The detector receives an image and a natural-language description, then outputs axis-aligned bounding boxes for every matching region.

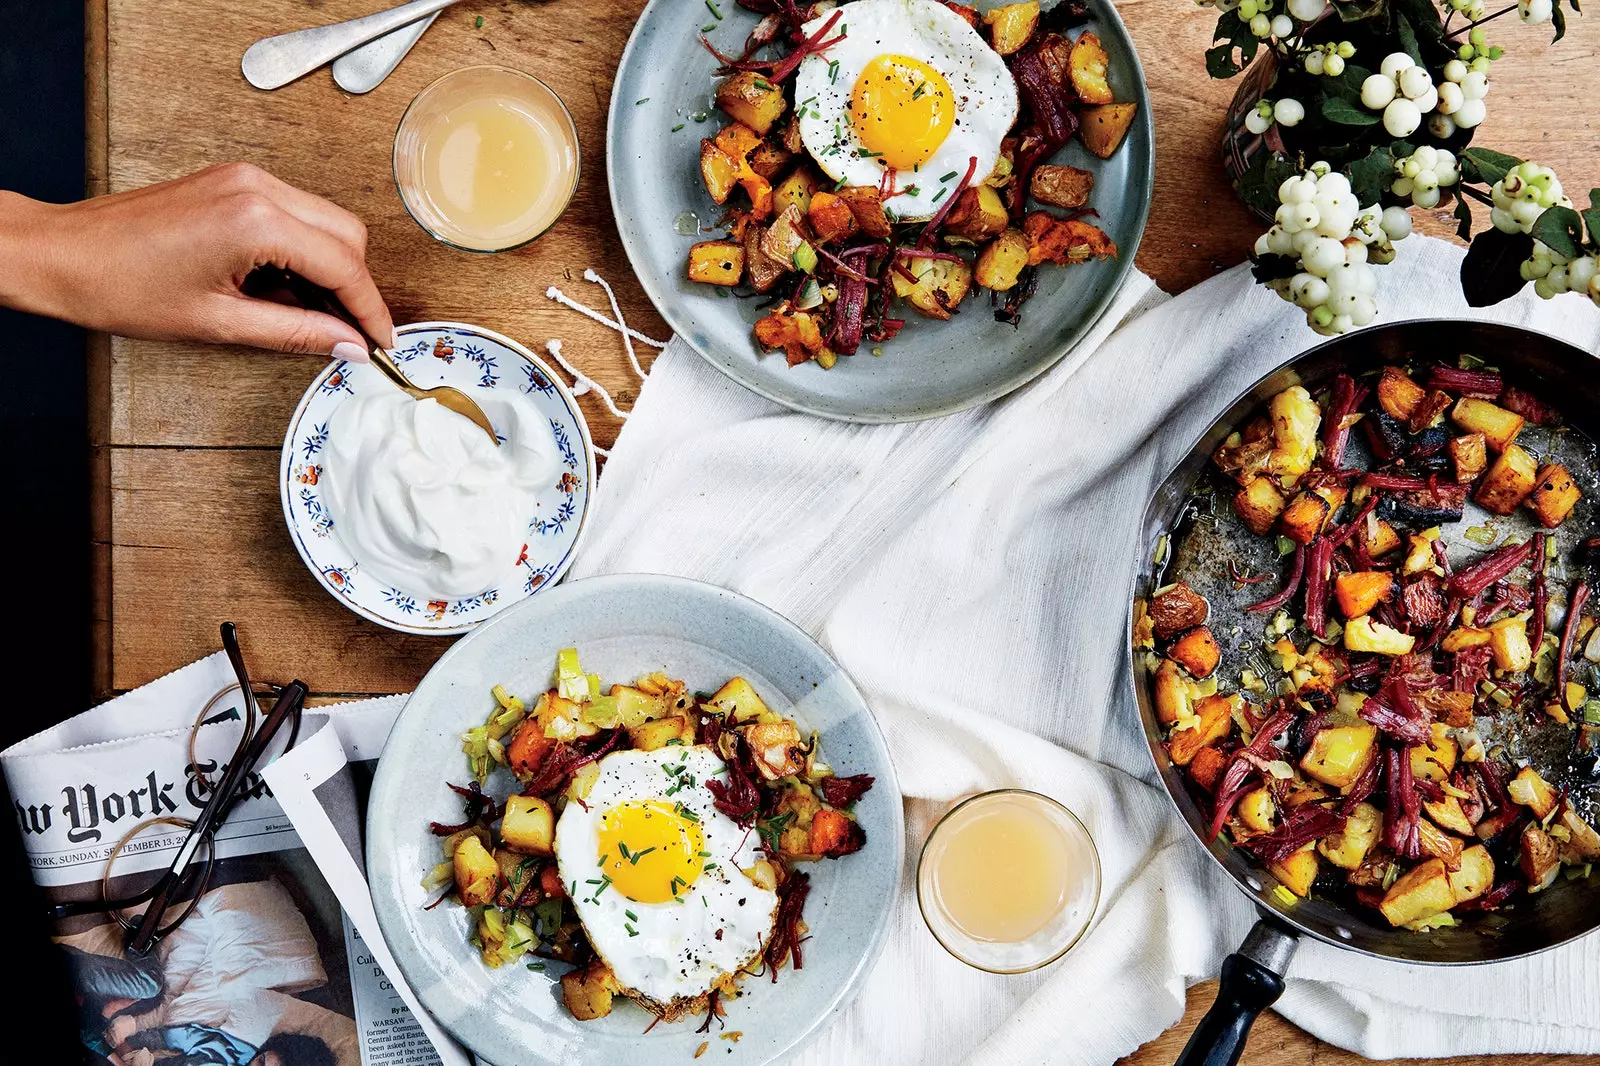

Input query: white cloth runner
[565,235,1600,1063]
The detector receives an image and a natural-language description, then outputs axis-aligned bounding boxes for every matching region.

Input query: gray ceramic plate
[367,575,903,1066]
[607,0,1153,423]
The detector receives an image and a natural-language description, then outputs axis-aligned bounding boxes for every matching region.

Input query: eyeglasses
[49,622,308,956]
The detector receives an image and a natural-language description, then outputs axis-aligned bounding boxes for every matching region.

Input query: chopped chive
[475,15,484,28]
[911,81,927,100]
[702,895,709,907]
[617,842,632,862]
[698,850,712,857]
[828,59,840,83]
[753,78,774,91]
[939,170,959,182]
[931,187,948,203]
[636,97,650,105]
[705,0,723,19]
[672,123,686,132]
[903,184,920,196]
[629,846,657,864]
[626,923,639,937]
[626,909,639,921]
[704,862,719,871]
[701,22,719,32]
[598,853,610,867]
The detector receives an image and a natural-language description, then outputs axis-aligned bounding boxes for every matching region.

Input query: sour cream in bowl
[280,323,594,635]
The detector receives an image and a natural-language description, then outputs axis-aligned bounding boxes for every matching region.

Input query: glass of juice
[917,789,1100,973]
[393,66,580,253]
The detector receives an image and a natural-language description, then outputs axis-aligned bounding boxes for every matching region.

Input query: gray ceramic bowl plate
[367,575,904,1066]
[608,0,1153,423]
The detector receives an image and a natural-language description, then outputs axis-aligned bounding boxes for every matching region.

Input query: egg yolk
[596,800,706,904]
[849,54,955,171]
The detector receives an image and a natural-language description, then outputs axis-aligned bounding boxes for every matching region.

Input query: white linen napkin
[565,235,1600,1063]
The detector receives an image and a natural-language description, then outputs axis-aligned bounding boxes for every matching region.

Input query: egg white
[792,0,1019,221]
[554,746,778,1007]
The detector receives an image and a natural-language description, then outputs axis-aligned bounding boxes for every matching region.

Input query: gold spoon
[251,266,499,446]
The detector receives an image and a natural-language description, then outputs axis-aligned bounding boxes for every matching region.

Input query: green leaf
[1396,12,1423,65]
[1553,0,1567,41]
[1206,42,1244,78]
[1348,145,1396,204]
[1251,253,1301,284]
[1323,95,1381,126]
[1334,0,1388,21]
[1234,150,1300,218]
[1454,194,1474,241]
[1582,190,1600,251]
[1206,12,1259,78]
[1322,63,1371,105]
[1460,147,1522,187]
[1532,205,1584,259]
[1461,228,1535,307]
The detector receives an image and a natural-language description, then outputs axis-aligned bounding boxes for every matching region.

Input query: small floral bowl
[279,322,594,636]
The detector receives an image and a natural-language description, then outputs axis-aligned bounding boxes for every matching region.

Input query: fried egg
[792,0,1019,221]
[554,745,778,1009]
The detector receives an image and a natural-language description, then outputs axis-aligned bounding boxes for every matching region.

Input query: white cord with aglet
[582,268,653,383]
[544,285,668,353]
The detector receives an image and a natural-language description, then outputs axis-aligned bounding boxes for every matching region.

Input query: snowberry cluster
[1445,0,1488,18]
[1391,146,1460,210]
[1245,96,1306,133]
[1490,161,1571,233]
[1303,40,1355,76]
[1427,57,1491,140]
[1519,0,1555,23]
[1455,27,1502,69]
[1522,244,1600,304]
[1286,0,1328,18]
[1254,165,1410,335]
[1360,53,1439,137]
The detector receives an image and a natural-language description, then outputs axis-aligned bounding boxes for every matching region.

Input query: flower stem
[1460,184,1495,206]
[1445,3,1518,40]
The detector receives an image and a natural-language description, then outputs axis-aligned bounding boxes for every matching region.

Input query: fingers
[239,165,372,255]
[202,291,371,358]
[249,202,397,350]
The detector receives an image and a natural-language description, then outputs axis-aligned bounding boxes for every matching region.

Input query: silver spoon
[242,0,466,91]
[332,12,440,94]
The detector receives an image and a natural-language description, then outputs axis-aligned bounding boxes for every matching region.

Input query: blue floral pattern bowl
[279,322,595,636]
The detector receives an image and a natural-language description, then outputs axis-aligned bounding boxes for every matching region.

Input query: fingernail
[332,340,370,364]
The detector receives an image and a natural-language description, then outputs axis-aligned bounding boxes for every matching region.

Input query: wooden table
[87,1,1597,1061]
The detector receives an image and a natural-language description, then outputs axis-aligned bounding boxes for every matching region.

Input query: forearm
[0,189,71,321]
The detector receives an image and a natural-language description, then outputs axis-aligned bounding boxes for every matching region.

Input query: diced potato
[1403,530,1441,576]
[1379,858,1456,926]
[1344,615,1415,656]
[1078,101,1137,159]
[1238,787,1277,833]
[700,139,740,205]
[892,254,973,320]
[507,717,553,778]
[1319,801,1382,869]
[773,783,822,858]
[1440,626,1491,653]
[628,713,696,751]
[1167,693,1234,766]
[561,960,619,1021]
[1151,658,1192,726]
[565,761,601,804]
[1508,765,1558,819]
[1234,477,1288,536]
[740,719,807,780]
[1362,518,1402,559]
[715,71,788,135]
[1529,462,1581,528]
[500,795,555,856]
[538,692,598,741]
[1300,724,1378,789]
[1488,616,1532,673]
[1334,571,1393,619]
[452,834,500,906]
[742,226,788,294]
[944,184,1010,242]
[984,0,1040,54]
[1450,433,1488,483]
[1425,793,1476,836]
[760,203,808,266]
[1268,385,1321,483]
[835,185,893,238]
[1278,491,1330,545]
[1378,366,1426,421]
[687,240,744,286]
[1149,582,1209,639]
[1443,844,1494,905]
[1067,31,1113,104]
[772,167,823,217]
[1269,843,1320,898]
[974,228,1030,291]
[1169,626,1221,679]
[1418,818,1464,869]
[1023,211,1117,265]
[1189,746,1230,792]
[1452,397,1525,452]
[1475,444,1539,515]
[493,848,539,907]
[748,138,792,180]
[1558,804,1600,861]
[1520,824,1561,891]
[807,190,858,244]
[1029,164,1095,209]
[1410,723,1458,785]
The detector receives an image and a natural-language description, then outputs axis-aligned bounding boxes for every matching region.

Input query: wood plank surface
[89,0,1600,1063]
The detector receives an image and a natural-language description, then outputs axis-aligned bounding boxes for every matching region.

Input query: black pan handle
[1174,918,1298,1066]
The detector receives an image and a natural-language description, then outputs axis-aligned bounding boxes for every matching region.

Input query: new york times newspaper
[2,653,467,1066]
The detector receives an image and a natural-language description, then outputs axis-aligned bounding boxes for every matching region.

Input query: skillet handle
[1174,918,1297,1066]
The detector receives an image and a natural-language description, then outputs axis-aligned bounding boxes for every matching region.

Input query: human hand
[105,1012,140,1046]
[0,162,391,359]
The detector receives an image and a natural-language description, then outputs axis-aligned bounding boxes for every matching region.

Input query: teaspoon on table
[242,0,466,91]
[247,266,501,447]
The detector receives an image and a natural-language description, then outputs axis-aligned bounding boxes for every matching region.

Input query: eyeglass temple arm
[124,679,309,956]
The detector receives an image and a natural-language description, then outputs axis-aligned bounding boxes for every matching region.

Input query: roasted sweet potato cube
[1067,31,1113,103]
[1269,844,1320,897]
[1300,725,1377,788]
[1233,477,1287,536]
[1166,693,1233,766]
[1449,433,1488,483]
[1529,462,1581,528]
[984,0,1040,54]
[1023,211,1117,265]
[806,190,858,244]
[1169,626,1221,679]
[1377,366,1426,421]
[700,140,740,205]
[1189,746,1230,792]
[1148,582,1208,639]
[1278,491,1330,545]
[506,717,553,778]
[1362,518,1402,558]
[1447,844,1495,904]
[1029,164,1094,209]
[974,229,1029,291]
[1475,443,1538,515]
[1078,102,1137,159]
[773,167,822,216]
[835,185,893,238]
[1520,824,1561,891]
[687,240,744,286]
[1452,397,1524,452]
[1334,571,1393,618]
[943,184,1010,242]
[754,308,824,362]
[1379,858,1456,926]
[808,807,861,857]
[715,72,788,135]
[561,960,619,1021]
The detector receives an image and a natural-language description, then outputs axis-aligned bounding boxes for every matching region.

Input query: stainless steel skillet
[1130,320,1600,1066]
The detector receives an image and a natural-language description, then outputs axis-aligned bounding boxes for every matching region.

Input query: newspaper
[1,652,468,1066]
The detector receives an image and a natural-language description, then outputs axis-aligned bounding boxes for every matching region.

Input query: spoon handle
[241,0,462,91]
[368,347,419,393]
